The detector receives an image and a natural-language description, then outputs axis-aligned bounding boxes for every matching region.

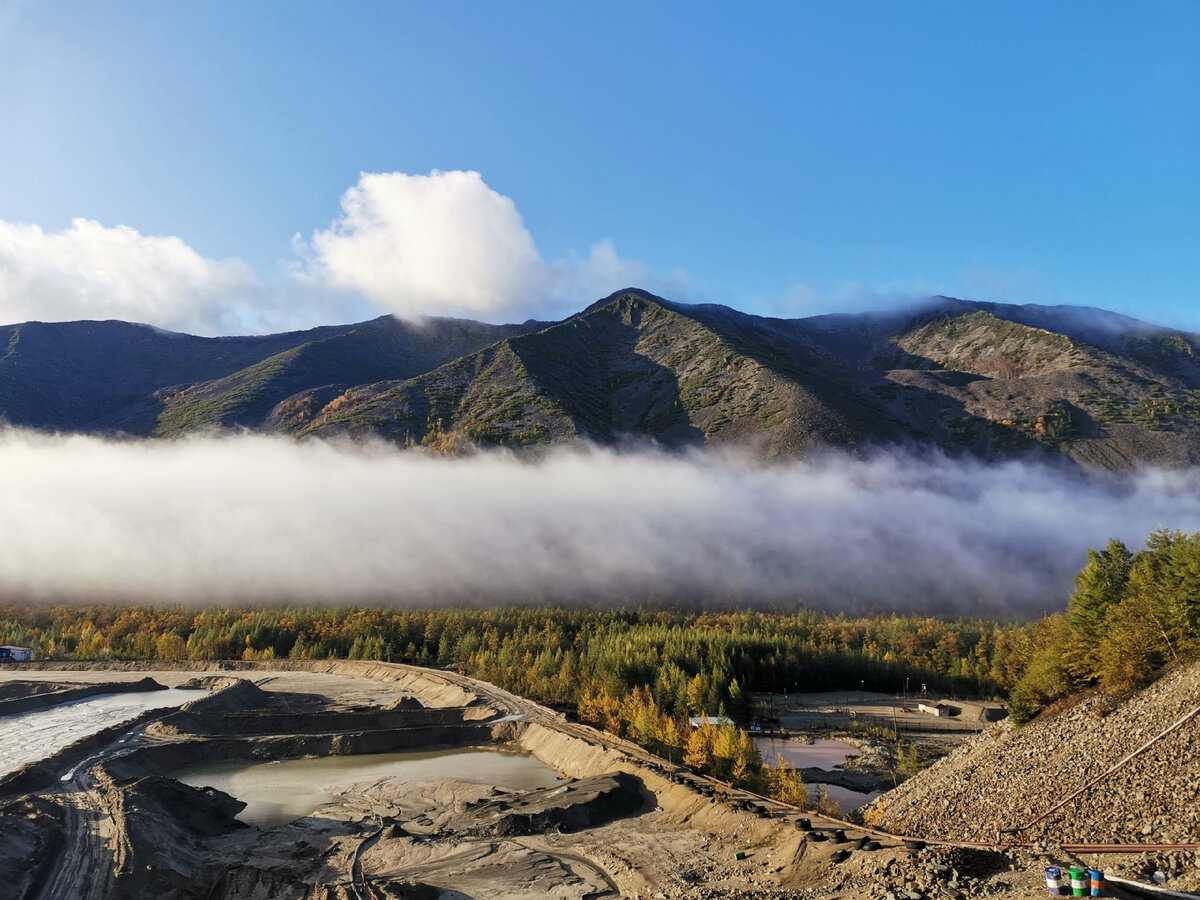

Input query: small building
[0,646,33,662]
[917,701,947,717]
[688,715,735,729]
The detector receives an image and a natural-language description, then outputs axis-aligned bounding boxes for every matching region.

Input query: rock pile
[867,660,1200,848]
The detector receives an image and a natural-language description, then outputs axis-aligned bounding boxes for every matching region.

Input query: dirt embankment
[177,675,269,711]
[442,771,646,838]
[101,722,498,784]
[24,659,490,708]
[0,680,64,699]
[91,769,251,899]
[155,707,485,738]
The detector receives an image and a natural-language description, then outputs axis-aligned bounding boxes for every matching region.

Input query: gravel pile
[866,660,1200,849]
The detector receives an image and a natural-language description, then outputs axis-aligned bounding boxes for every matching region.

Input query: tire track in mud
[35,774,110,900]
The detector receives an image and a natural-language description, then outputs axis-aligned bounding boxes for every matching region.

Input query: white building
[688,715,735,728]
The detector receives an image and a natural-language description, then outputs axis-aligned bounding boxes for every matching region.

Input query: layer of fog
[4,429,1200,614]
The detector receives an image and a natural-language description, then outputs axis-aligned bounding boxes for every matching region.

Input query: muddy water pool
[754,736,859,769]
[809,783,883,814]
[755,737,881,813]
[0,688,210,777]
[172,746,562,827]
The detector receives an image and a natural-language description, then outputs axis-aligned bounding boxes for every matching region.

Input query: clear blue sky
[0,0,1197,331]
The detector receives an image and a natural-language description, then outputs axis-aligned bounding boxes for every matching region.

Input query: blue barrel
[1045,866,1064,896]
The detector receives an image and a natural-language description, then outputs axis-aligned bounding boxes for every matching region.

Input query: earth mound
[455,771,646,837]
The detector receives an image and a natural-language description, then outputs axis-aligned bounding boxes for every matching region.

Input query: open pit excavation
[1,661,1199,900]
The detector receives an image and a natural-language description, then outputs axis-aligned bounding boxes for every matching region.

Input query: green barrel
[1069,868,1088,897]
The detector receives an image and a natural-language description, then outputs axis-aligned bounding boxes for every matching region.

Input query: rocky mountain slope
[0,315,542,435]
[4,288,1200,468]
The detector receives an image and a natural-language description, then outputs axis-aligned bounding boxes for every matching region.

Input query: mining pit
[0,662,1186,899]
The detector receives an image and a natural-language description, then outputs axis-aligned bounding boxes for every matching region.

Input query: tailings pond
[755,736,882,813]
[172,746,562,826]
[0,688,210,777]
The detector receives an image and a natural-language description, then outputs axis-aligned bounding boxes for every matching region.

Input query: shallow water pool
[172,746,561,827]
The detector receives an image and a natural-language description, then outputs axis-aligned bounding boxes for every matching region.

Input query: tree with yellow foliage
[684,715,715,770]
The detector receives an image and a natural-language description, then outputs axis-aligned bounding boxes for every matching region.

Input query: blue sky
[0,0,1196,334]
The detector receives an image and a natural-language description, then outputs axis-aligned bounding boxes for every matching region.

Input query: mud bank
[0,681,65,700]
[155,706,492,738]
[455,771,646,837]
[99,724,497,782]
[0,795,65,899]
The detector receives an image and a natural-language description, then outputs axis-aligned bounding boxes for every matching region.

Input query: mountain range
[4,288,1200,469]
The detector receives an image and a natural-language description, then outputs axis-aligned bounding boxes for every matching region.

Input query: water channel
[172,746,562,827]
[0,688,210,777]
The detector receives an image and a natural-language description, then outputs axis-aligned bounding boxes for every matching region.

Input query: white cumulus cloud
[301,170,677,322]
[0,218,256,334]
[0,217,374,335]
[0,172,677,333]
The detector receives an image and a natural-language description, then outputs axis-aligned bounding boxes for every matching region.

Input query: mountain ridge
[4,288,1200,469]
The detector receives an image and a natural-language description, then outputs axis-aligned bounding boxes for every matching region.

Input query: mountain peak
[578,287,673,317]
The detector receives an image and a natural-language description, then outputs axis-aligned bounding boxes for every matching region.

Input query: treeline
[1009,528,1200,723]
[0,604,1029,707]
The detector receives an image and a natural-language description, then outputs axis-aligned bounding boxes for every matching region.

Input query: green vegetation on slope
[1008,528,1200,723]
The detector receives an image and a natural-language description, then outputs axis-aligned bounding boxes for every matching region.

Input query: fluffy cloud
[0,218,264,335]
[302,170,674,322]
[0,218,377,336]
[3,429,1199,611]
[0,172,674,333]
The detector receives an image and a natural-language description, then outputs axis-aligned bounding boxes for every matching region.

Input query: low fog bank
[3,429,1198,614]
